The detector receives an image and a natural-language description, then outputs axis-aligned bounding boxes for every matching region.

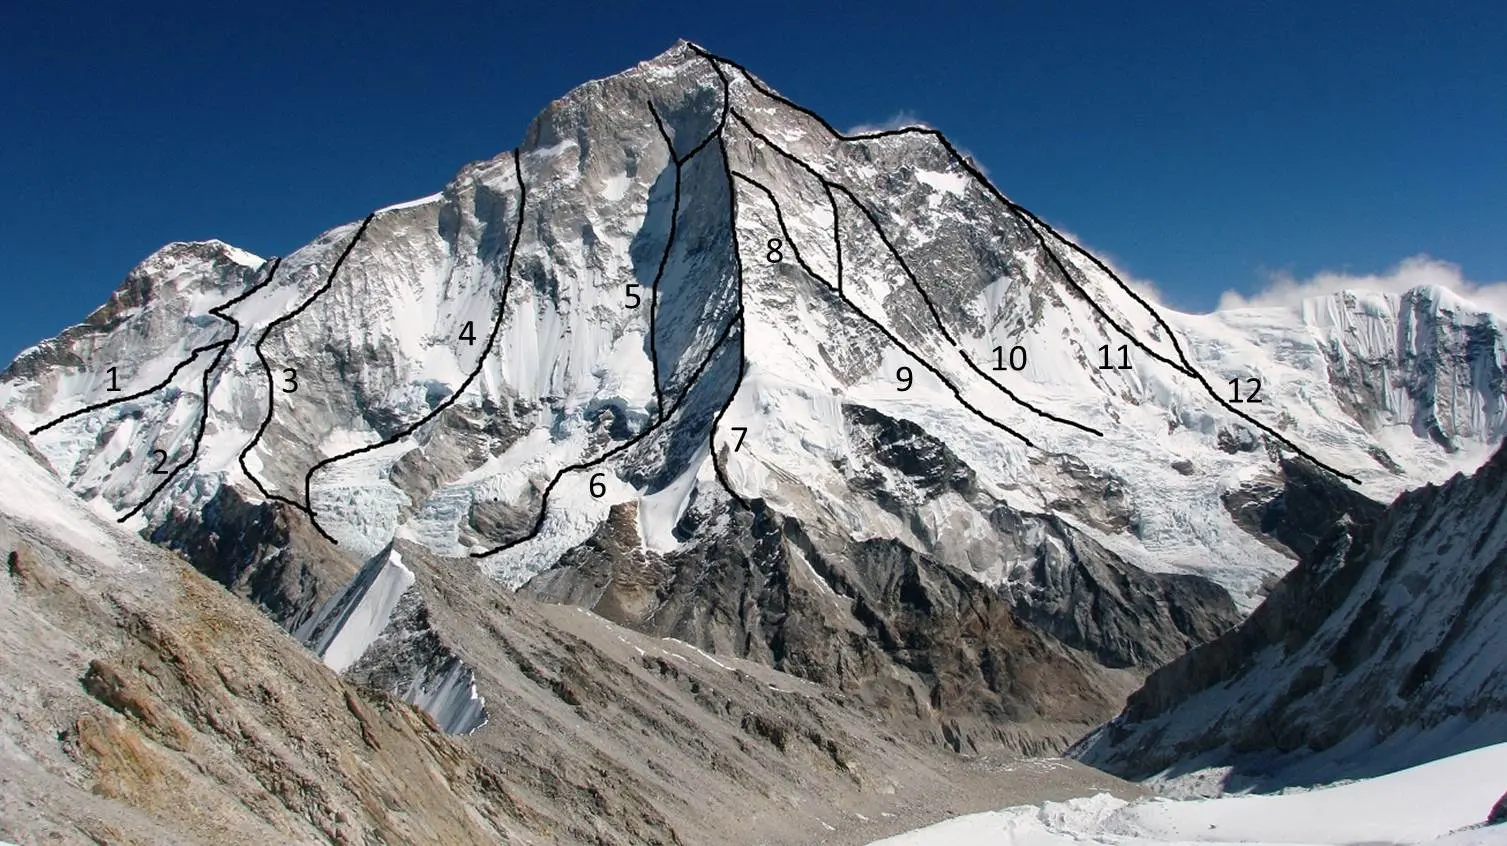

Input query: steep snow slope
[294,545,488,733]
[1073,441,1507,788]
[870,742,1507,845]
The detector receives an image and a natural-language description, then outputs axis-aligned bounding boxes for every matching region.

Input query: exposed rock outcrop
[149,485,358,632]
[524,491,1239,754]
[1222,456,1386,560]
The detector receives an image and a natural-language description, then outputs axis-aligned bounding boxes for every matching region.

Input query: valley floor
[867,743,1507,846]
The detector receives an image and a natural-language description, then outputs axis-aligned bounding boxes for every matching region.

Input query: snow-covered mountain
[1072,440,1507,789]
[2,41,1503,747]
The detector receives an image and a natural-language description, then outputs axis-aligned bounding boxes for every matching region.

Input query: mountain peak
[133,239,262,276]
[520,40,727,159]
[1400,281,1484,315]
[632,39,721,74]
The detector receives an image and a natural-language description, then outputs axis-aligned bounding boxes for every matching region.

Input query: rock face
[527,498,1129,754]
[525,492,1240,754]
[0,427,547,844]
[0,41,1503,771]
[524,401,1243,751]
[148,484,359,630]
[1221,456,1387,561]
[1073,442,1507,787]
[1309,287,1507,448]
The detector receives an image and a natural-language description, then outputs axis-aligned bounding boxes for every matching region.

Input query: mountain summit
[2,42,1503,751]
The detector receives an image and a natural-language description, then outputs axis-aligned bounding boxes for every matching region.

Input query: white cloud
[1094,251,1165,305]
[1217,255,1507,315]
[845,112,993,176]
[845,110,928,135]
[954,146,991,178]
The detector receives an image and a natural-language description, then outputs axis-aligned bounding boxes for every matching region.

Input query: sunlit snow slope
[871,742,1507,846]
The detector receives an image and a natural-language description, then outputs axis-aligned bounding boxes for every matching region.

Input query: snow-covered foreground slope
[872,743,1507,845]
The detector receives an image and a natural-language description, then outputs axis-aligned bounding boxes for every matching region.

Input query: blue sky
[3,1,1503,361]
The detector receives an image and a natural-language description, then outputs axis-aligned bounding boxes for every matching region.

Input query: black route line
[707,136,753,510]
[700,29,1176,337]
[261,41,1352,556]
[28,257,273,438]
[953,352,1104,437]
[29,342,228,436]
[1021,219,1200,379]
[472,302,746,558]
[119,258,284,522]
[986,170,1361,481]
[727,108,1100,439]
[826,182,844,294]
[939,142,1202,374]
[690,42,1359,485]
[671,52,733,166]
[732,169,1035,449]
[239,212,377,520]
[645,94,730,419]
[302,151,528,543]
[473,116,752,556]
[726,109,960,349]
[825,180,958,347]
[646,102,679,419]
[828,181,1103,437]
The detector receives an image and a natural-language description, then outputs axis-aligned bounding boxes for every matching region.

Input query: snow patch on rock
[299,547,416,673]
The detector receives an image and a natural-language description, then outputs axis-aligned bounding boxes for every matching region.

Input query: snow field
[0,432,129,564]
[871,742,1507,845]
